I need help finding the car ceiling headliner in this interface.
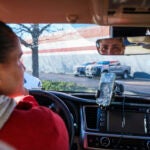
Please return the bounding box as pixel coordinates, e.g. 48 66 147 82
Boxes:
0 0 150 26
0 0 92 23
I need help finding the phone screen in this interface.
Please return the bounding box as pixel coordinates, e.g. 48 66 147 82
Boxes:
96 73 116 106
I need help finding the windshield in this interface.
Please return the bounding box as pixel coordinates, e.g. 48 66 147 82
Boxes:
10 23 150 95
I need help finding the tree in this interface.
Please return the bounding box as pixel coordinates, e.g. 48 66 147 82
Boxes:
12 24 51 77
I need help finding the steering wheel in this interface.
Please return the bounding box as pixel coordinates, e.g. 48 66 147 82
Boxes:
29 90 74 147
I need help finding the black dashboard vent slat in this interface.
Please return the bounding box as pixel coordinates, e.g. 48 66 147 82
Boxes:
123 7 150 14
85 107 97 129
108 10 116 15
108 8 150 15
123 11 150 14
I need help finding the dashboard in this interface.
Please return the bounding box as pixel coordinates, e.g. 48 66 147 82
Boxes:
30 90 150 150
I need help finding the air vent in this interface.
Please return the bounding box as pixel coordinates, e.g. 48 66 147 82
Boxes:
108 8 150 15
123 7 150 14
91 0 150 25
108 10 116 15
85 106 98 129
123 7 136 13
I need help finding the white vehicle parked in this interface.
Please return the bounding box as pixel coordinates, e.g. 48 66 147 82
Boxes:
24 72 42 90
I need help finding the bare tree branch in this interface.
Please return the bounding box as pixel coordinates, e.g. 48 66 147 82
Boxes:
18 37 32 48
18 24 32 33
39 24 51 35
11 23 55 77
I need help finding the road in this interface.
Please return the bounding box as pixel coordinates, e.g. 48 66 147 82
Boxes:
40 73 98 88
39 73 150 95
118 80 150 95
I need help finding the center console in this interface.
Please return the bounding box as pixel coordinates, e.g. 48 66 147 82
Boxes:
81 73 150 149
81 103 150 149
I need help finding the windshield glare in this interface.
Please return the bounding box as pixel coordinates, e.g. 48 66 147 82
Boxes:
11 23 150 95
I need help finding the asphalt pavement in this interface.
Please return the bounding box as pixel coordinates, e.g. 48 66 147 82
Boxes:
39 73 150 94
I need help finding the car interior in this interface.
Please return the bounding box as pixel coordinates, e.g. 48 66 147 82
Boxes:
0 0 150 149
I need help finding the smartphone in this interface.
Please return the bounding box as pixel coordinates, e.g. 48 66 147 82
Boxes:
96 73 116 107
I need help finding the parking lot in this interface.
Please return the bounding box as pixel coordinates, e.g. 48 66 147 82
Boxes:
39 72 150 95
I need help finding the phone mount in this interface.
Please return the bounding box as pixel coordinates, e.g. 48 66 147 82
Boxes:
114 82 124 95
96 73 116 107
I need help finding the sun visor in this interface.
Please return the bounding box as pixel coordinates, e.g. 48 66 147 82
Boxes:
127 36 150 44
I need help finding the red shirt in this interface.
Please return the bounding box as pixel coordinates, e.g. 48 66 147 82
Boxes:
0 95 69 150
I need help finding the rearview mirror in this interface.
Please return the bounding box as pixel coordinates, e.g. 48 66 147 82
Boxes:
96 36 150 55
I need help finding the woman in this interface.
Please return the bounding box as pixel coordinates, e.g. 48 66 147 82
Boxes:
0 21 69 150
